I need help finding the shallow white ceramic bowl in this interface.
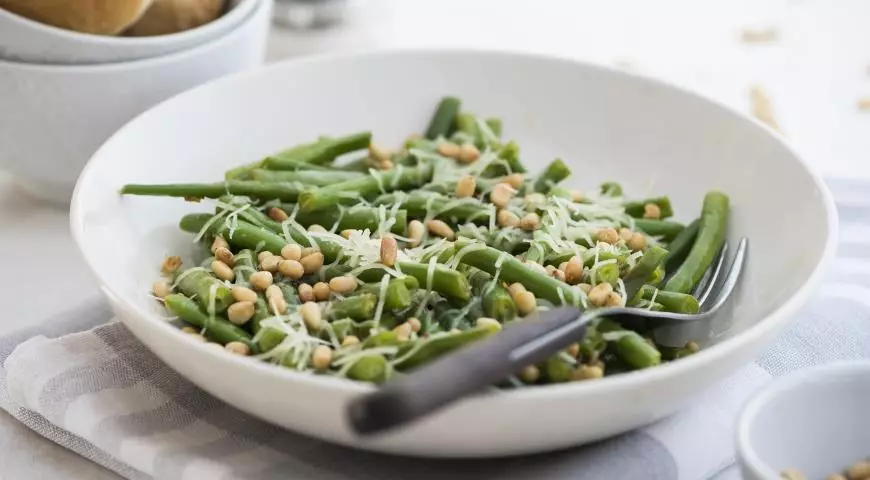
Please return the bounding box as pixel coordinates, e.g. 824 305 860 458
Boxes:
0 0 258 64
71 50 837 458
737 362 870 480
0 0 270 204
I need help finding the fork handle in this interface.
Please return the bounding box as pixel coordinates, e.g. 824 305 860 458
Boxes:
346 306 588 436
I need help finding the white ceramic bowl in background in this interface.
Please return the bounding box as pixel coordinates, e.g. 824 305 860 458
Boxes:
0 0 270 204
0 0 258 64
71 49 837 457
737 362 870 480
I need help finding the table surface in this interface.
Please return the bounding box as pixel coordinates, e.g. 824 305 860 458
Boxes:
1 0 867 478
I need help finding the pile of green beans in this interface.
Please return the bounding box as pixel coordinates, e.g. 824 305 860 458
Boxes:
126 96 730 386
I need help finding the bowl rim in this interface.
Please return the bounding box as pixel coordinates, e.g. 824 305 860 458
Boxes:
0 0 259 50
735 360 870 478
69 47 840 400
0 0 264 73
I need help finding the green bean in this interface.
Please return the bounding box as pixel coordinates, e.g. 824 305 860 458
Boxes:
454 238 584 306
532 159 571 193
599 181 623 197
621 245 668 296
594 263 620 285
425 96 461 140
299 162 434 212
335 156 374 172
625 196 674 219
349 278 413 310
232 249 256 284
226 157 332 180
164 294 253 347
346 354 390 383
634 285 700 314
174 267 233 313
327 294 377 321
485 118 503 138
393 326 498 370
394 262 469 301
613 332 661 369
663 191 729 293
121 181 304 202
250 297 271 334
466 267 517 322
372 191 492 224
662 218 700 272
284 205 408 235
250 169 364 185
179 214 287 254
264 131 372 168
362 330 404 348
633 219 684 241
544 355 573 383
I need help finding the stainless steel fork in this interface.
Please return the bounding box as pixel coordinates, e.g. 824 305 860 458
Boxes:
347 238 749 435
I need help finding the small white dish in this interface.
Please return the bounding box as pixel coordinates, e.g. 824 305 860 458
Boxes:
71 49 837 457
0 0 270 204
737 361 870 480
0 0 258 65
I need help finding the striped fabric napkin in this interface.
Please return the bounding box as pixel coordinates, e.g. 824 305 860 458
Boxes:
1 179 867 480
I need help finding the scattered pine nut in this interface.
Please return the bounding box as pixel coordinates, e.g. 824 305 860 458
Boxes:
313 282 330 301
476 317 502 330
619 228 634 242
426 219 455 240
225 341 251 356
408 220 425 247
379 160 395 170
570 190 583 202
227 301 255 325
268 207 289 222
214 247 234 267
519 212 540 231
249 271 273 291
341 335 360 347
312 345 332 370
595 227 619 244
519 365 540 384
308 224 327 233
858 97 870 112
329 276 358 294
515 290 537 316
301 247 320 258
455 174 476 198
407 317 422 333
848 461 870 480
297 283 315 303
268 292 288 315
588 283 614 307
152 279 171 299
181 326 198 334
278 259 304 279
161 255 182 274
341 229 355 239
231 285 258 303
564 256 584 285
211 236 228 254
259 255 281 273
457 143 480 163
301 302 322 331
436 142 461 158
567 343 580 357
490 182 516 209
642 203 661 220
551 269 566 282
605 291 625 307
211 260 235 281
505 173 524 189
380 236 398 267
627 232 647 251
369 144 391 163
578 283 593 293
750 85 782 132
257 251 273 263
508 282 527 298
188 333 207 343
497 209 520 228
393 322 413 342
281 244 302 261
572 364 604 381
300 251 325 274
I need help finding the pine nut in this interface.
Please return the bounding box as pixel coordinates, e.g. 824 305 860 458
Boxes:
281 244 302 261
490 182 516 208
619 228 634 242
567 343 580 357
519 212 540 231
627 233 647 251
515 291 537 316
213 247 234 267
312 345 332 370
211 260 235 281
643 203 661 219
497 209 520 228
259 255 280 273
329 276 358 294
297 283 315 303
231 285 258 303
249 271 273 291
181 326 198 334
437 142 461 158
278 259 304 280
308 224 327 233
225 341 251 356
257 251 273 263
300 251 324 274
407 317 422 333
300 302 322 331
578 283 593 293
341 229 355 239
161 255 182 274
188 333 207 343
301 247 319 258
570 189 583 202
408 220 425 247
457 143 480 163
341 335 360 347
426 219 455 240
595 227 619 244
508 282 527 299
380 236 398 267
588 282 614 306
265 284 282 301
152 279 171 299
268 207 289 222
605 291 624 307
455 174 476 198
211 236 228 253
227 301 255 325
564 256 584 285
476 317 501 330
572 364 604 381
848 461 870 480
369 144 391 163
393 322 412 342
313 282 330 301
519 365 540 384
505 173 524 189
268 293 287 315
379 160 394 170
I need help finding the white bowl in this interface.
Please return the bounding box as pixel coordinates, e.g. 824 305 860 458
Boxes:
71 49 838 458
0 0 258 65
0 0 270 204
737 362 870 480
